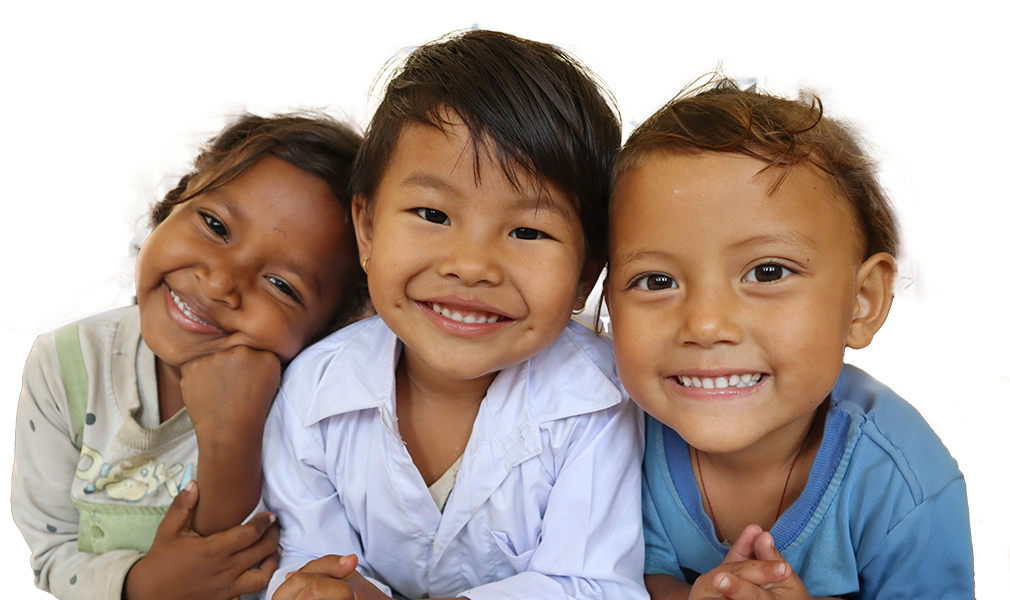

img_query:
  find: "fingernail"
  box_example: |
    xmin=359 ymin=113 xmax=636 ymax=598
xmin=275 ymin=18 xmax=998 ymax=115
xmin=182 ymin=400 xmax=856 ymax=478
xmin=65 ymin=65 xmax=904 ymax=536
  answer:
xmin=268 ymin=513 xmax=276 ymax=525
xmin=184 ymin=481 xmax=196 ymax=492
xmin=338 ymin=555 xmax=348 ymax=566
xmin=715 ymin=574 xmax=729 ymax=590
xmin=285 ymin=572 xmax=292 ymax=580
xmin=777 ymin=562 xmax=788 ymax=576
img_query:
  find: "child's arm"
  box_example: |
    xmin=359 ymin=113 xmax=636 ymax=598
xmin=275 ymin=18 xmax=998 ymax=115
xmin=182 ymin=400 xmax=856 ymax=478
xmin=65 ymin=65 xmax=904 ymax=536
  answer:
xmin=179 ymin=345 xmax=282 ymax=534
xmin=123 ymin=481 xmax=280 ymax=600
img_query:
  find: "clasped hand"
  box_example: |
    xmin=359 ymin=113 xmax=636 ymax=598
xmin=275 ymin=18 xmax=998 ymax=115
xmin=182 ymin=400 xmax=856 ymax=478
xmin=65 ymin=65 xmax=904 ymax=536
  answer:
xmin=123 ymin=481 xmax=280 ymax=600
xmin=689 ymin=524 xmax=815 ymax=600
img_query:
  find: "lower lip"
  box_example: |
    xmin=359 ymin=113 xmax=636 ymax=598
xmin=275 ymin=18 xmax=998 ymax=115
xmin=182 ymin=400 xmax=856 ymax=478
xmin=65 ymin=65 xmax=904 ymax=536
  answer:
xmin=163 ymin=284 xmax=222 ymax=335
xmin=666 ymin=376 xmax=766 ymax=400
xmin=416 ymin=301 xmax=512 ymax=338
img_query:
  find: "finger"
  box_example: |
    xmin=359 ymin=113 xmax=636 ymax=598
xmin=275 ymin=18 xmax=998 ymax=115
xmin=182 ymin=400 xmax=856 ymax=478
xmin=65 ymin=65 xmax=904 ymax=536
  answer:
xmin=723 ymin=524 xmax=764 ymax=563
xmin=713 ymin=570 xmax=766 ymax=600
xmin=227 ymin=550 xmax=280 ymax=597
xmin=212 ymin=512 xmax=278 ymax=556
xmin=274 ymin=572 xmax=356 ymax=600
xmin=296 ymin=554 xmax=361 ymax=580
xmin=153 ymin=481 xmax=198 ymax=541
xmin=753 ymin=531 xmax=781 ymax=562
xmin=232 ymin=521 xmax=281 ymax=570
xmin=724 ymin=559 xmax=791 ymax=587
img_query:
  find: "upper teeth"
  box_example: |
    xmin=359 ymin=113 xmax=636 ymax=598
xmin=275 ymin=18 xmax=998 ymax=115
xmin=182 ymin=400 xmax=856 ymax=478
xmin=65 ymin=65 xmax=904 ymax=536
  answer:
xmin=170 ymin=289 xmax=212 ymax=326
xmin=677 ymin=373 xmax=762 ymax=389
xmin=430 ymin=302 xmax=499 ymax=324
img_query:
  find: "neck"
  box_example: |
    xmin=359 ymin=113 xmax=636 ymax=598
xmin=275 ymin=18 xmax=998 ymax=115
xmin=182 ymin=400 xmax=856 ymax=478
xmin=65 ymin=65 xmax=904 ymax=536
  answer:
xmin=700 ymin=402 xmax=826 ymax=480
xmin=396 ymin=346 xmax=498 ymax=409
xmin=155 ymin=358 xmax=185 ymax=423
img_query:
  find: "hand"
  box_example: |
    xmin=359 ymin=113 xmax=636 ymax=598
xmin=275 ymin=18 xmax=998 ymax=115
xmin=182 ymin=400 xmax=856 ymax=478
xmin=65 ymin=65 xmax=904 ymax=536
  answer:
xmin=273 ymin=554 xmax=392 ymax=600
xmin=688 ymin=525 xmax=795 ymax=600
xmin=123 ymin=481 xmax=280 ymax=600
xmin=180 ymin=345 xmax=281 ymax=434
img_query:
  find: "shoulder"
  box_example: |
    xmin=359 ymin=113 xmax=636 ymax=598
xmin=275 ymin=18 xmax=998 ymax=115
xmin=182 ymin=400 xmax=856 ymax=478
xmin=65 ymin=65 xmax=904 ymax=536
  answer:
xmin=832 ymin=364 xmax=963 ymax=504
xmin=277 ymin=315 xmax=396 ymax=424
xmin=524 ymin=319 xmax=627 ymax=421
xmin=26 ymin=306 xmax=139 ymax=374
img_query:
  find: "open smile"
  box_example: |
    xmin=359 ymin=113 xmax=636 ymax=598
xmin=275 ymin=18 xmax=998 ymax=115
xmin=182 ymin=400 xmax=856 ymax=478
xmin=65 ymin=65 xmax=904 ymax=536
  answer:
xmin=675 ymin=373 xmax=765 ymax=389
xmin=164 ymin=284 xmax=224 ymax=334
xmin=418 ymin=299 xmax=513 ymax=337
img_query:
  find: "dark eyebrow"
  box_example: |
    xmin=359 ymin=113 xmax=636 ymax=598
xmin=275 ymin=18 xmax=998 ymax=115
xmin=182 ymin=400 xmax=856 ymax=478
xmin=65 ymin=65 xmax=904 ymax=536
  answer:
xmin=402 ymin=172 xmax=576 ymax=221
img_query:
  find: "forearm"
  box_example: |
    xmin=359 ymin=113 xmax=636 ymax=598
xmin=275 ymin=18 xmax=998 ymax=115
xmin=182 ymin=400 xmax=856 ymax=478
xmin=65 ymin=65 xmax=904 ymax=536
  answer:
xmin=191 ymin=423 xmax=266 ymax=534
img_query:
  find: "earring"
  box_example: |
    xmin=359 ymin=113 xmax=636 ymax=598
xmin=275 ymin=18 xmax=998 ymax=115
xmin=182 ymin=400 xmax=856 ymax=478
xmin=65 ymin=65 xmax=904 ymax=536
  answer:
xmin=361 ymin=256 xmax=369 ymax=275
xmin=572 ymin=295 xmax=587 ymax=315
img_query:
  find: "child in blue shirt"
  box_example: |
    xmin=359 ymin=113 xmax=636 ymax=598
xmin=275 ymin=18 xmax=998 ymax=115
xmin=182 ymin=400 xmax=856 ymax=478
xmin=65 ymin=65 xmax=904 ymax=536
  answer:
xmin=261 ymin=30 xmax=647 ymax=600
xmin=605 ymin=79 xmax=973 ymax=599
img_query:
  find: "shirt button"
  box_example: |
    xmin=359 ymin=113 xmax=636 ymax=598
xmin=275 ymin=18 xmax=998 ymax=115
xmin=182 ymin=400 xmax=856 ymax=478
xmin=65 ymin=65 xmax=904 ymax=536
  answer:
xmin=90 ymin=525 xmax=104 ymax=539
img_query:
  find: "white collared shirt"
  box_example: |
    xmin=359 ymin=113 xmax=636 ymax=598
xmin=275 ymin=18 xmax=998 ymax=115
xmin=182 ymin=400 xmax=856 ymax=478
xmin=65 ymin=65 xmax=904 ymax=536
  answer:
xmin=262 ymin=316 xmax=647 ymax=600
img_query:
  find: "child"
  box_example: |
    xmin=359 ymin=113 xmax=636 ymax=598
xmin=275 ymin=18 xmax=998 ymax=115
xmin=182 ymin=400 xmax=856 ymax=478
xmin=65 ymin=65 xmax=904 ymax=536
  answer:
xmin=605 ymin=79 xmax=974 ymax=599
xmin=261 ymin=30 xmax=647 ymax=600
xmin=12 ymin=112 xmax=367 ymax=600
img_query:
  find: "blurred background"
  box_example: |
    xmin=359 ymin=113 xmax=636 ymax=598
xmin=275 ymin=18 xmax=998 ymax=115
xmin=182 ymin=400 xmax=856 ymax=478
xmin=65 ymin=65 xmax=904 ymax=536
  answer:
xmin=2 ymin=1 xmax=1005 ymax=596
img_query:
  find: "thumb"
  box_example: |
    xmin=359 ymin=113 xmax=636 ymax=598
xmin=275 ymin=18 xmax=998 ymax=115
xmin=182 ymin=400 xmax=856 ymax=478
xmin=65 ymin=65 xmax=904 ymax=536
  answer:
xmin=297 ymin=553 xmax=360 ymax=580
xmin=154 ymin=480 xmax=198 ymax=540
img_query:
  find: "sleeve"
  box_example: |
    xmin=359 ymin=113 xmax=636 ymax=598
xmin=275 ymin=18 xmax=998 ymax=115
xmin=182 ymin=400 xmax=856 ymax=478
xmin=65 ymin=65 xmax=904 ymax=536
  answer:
xmin=260 ymin=391 xmax=391 ymax=599
xmin=11 ymin=335 xmax=143 ymax=600
xmin=857 ymin=476 xmax=974 ymax=600
xmin=461 ymin=399 xmax=649 ymax=600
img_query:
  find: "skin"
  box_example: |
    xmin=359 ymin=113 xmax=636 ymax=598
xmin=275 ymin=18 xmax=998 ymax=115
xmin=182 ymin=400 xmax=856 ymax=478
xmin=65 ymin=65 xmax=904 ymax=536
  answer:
xmin=128 ymin=155 xmax=355 ymax=600
xmin=278 ymin=116 xmax=600 ymax=599
xmin=606 ymin=151 xmax=895 ymax=600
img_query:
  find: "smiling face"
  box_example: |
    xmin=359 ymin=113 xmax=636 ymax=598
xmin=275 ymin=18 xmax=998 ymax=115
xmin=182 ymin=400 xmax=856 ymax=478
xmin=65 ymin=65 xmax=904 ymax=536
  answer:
xmin=136 ymin=155 xmax=353 ymax=373
xmin=354 ymin=120 xmax=593 ymax=389
xmin=607 ymin=151 xmax=887 ymax=455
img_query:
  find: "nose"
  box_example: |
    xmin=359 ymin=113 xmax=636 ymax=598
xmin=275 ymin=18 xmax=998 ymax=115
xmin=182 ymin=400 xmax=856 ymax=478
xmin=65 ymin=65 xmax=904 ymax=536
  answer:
xmin=195 ymin=262 xmax=243 ymax=309
xmin=676 ymin=283 xmax=742 ymax=348
xmin=436 ymin=230 xmax=504 ymax=287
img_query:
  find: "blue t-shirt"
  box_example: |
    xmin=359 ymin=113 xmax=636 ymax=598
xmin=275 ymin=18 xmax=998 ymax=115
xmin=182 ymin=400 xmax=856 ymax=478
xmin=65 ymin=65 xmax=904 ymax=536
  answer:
xmin=643 ymin=364 xmax=973 ymax=599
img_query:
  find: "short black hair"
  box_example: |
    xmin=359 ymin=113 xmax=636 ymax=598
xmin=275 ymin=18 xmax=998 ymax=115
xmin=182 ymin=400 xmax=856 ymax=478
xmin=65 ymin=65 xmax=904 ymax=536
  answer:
xmin=351 ymin=29 xmax=621 ymax=265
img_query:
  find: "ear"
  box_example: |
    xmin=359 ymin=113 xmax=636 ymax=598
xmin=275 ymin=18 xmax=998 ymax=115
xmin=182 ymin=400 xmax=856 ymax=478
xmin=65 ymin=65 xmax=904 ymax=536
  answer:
xmin=574 ymin=252 xmax=606 ymax=312
xmin=846 ymin=252 xmax=897 ymax=350
xmin=351 ymin=194 xmax=374 ymax=266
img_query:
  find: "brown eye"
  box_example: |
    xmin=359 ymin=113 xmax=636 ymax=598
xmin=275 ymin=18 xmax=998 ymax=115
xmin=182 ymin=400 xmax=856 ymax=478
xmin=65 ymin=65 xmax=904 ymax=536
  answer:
xmin=632 ymin=273 xmax=676 ymax=291
xmin=743 ymin=263 xmax=793 ymax=283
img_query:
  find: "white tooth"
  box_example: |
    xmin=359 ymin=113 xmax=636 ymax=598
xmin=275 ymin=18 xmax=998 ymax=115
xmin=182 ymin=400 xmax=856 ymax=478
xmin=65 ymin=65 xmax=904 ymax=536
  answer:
xmin=729 ymin=375 xmax=740 ymax=386
xmin=432 ymin=303 xmax=442 ymax=314
xmin=476 ymin=315 xmax=488 ymax=324
xmin=463 ymin=315 xmax=477 ymax=323
xmin=680 ymin=377 xmax=692 ymax=387
xmin=450 ymin=312 xmax=463 ymax=322
xmin=487 ymin=315 xmax=498 ymax=323
xmin=691 ymin=377 xmax=702 ymax=388
xmin=740 ymin=373 xmax=752 ymax=384
xmin=702 ymin=378 xmax=715 ymax=389
xmin=715 ymin=377 xmax=729 ymax=389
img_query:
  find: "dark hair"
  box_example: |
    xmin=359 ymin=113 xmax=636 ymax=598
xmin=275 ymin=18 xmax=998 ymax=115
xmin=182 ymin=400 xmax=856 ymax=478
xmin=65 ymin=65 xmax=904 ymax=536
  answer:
xmin=149 ymin=112 xmax=369 ymax=329
xmin=351 ymin=29 xmax=621 ymax=265
xmin=616 ymin=77 xmax=899 ymax=259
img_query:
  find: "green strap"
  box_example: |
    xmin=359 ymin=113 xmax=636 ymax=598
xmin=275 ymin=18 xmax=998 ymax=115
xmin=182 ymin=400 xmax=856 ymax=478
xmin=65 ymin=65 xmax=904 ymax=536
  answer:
xmin=54 ymin=326 xmax=88 ymax=441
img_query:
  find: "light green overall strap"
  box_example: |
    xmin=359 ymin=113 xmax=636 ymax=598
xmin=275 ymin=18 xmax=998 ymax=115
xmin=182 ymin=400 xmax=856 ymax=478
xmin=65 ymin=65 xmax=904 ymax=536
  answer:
xmin=54 ymin=326 xmax=88 ymax=442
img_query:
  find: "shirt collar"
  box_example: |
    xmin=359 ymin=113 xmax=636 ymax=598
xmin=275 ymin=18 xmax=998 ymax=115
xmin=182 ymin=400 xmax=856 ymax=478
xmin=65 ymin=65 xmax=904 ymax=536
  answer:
xmin=300 ymin=316 xmax=623 ymax=431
